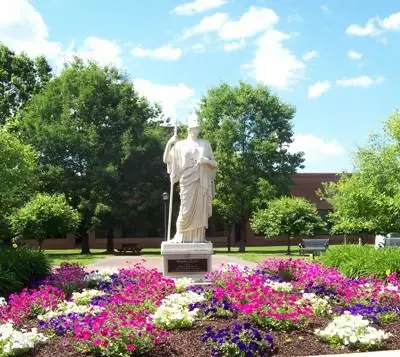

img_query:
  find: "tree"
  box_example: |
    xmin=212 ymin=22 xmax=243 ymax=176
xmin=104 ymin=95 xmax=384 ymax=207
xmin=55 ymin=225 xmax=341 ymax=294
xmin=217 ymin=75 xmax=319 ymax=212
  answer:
xmin=322 ymin=112 xmax=400 ymax=236
xmin=0 ymin=44 xmax=52 ymax=125
xmin=251 ymin=197 xmax=325 ymax=255
xmin=200 ymin=82 xmax=304 ymax=251
xmin=0 ymin=129 xmax=37 ymax=240
xmin=14 ymin=59 xmax=161 ymax=254
xmin=9 ymin=193 xmax=80 ymax=250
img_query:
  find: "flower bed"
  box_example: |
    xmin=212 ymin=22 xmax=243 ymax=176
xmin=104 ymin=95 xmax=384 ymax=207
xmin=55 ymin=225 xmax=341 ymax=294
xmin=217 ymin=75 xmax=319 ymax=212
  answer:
xmin=2 ymin=259 xmax=400 ymax=356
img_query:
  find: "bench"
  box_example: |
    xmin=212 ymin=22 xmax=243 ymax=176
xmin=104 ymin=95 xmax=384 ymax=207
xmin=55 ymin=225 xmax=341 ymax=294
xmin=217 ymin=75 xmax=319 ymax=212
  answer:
xmin=384 ymin=237 xmax=400 ymax=247
xmin=116 ymin=243 xmax=142 ymax=255
xmin=299 ymin=239 xmax=329 ymax=258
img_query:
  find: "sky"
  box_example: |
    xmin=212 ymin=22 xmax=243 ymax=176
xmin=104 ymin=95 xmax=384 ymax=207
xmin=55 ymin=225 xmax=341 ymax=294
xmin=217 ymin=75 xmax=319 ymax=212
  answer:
xmin=1 ymin=0 xmax=399 ymax=173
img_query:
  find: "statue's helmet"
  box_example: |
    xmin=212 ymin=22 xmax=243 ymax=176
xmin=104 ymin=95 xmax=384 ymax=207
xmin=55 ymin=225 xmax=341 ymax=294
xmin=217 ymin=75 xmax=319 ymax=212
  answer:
xmin=187 ymin=111 xmax=200 ymax=128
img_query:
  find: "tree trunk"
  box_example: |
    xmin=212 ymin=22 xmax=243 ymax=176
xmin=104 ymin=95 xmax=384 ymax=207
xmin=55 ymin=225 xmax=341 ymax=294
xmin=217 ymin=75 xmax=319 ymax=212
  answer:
xmin=81 ymin=231 xmax=90 ymax=254
xmin=227 ymin=225 xmax=232 ymax=253
xmin=106 ymin=226 xmax=114 ymax=254
xmin=344 ymin=234 xmax=347 ymax=245
xmin=38 ymin=239 xmax=43 ymax=252
xmin=287 ymin=235 xmax=292 ymax=255
xmin=238 ymin=220 xmax=246 ymax=253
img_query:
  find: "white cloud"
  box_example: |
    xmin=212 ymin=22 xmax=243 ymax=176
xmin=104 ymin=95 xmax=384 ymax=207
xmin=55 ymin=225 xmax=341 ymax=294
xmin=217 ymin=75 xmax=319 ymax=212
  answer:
xmin=289 ymin=134 xmax=346 ymax=163
xmin=132 ymin=45 xmax=182 ymax=61
xmin=59 ymin=37 xmax=122 ymax=68
xmin=336 ymin=75 xmax=384 ymax=88
xmin=183 ymin=6 xmax=278 ymax=40
xmin=218 ymin=6 xmax=278 ymax=40
xmin=133 ymin=79 xmax=195 ymax=121
xmin=173 ymin=0 xmax=228 ymax=15
xmin=308 ymin=81 xmax=331 ymax=98
xmin=302 ymin=50 xmax=319 ymax=61
xmin=347 ymin=50 xmax=363 ymax=60
xmin=345 ymin=18 xmax=382 ymax=37
xmin=191 ymin=43 xmax=206 ymax=53
xmin=223 ymin=40 xmax=245 ymax=52
xmin=0 ymin=0 xmax=61 ymax=58
xmin=381 ymin=12 xmax=400 ymax=31
xmin=183 ymin=12 xmax=229 ymax=38
xmin=320 ymin=5 xmax=330 ymax=13
xmin=244 ymin=30 xmax=305 ymax=90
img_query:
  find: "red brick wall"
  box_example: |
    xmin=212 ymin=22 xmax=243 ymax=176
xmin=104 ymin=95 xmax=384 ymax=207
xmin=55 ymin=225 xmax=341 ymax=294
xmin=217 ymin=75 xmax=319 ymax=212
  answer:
xmin=23 ymin=234 xmax=76 ymax=249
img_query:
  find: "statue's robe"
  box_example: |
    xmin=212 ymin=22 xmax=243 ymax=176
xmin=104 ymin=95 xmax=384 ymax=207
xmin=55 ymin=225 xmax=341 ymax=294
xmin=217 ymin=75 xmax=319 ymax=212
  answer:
xmin=164 ymin=138 xmax=216 ymax=243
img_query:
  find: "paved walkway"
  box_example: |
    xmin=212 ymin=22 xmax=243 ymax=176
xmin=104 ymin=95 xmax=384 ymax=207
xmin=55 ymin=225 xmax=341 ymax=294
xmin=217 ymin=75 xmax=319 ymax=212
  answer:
xmin=86 ymin=254 xmax=256 ymax=271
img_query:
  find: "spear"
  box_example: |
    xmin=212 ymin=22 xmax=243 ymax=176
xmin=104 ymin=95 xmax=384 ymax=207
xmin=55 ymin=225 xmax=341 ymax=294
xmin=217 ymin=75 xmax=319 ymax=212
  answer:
xmin=167 ymin=120 xmax=178 ymax=241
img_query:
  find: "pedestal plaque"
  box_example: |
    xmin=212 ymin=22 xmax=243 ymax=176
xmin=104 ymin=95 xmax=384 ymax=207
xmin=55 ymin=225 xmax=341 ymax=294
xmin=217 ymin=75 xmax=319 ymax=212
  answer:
xmin=161 ymin=242 xmax=213 ymax=280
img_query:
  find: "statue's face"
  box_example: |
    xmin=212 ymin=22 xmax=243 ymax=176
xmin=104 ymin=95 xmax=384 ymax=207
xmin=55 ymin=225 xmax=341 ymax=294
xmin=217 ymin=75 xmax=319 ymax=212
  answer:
xmin=188 ymin=127 xmax=200 ymax=139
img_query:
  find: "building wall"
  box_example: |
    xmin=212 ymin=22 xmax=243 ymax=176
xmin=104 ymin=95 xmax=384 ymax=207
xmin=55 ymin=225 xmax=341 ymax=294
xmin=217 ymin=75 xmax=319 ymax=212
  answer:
xmin=37 ymin=173 xmax=363 ymax=249
xmin=23 ymin=233 xmax=76 ymax=249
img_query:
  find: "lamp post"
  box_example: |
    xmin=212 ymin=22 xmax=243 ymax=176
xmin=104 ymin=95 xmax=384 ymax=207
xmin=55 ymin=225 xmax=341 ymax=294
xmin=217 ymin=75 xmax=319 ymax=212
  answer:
xmin=162 ymin=192 xmax=169 ymax=241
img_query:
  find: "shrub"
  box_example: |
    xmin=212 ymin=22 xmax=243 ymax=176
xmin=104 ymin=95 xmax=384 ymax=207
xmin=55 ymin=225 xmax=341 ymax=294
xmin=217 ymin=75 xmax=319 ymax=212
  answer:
xmin=0 ymin=247 xmax=50 ymax=296
xmin=9 ymin=193 xmax=80 ymax=249
xmin=320 ymin=245 xmax=400 ymax=279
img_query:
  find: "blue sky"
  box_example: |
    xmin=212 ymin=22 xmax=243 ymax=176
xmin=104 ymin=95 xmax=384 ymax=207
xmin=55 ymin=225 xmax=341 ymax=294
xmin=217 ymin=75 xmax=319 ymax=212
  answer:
xmin=1 ymin=0 xmax=399 ymax=173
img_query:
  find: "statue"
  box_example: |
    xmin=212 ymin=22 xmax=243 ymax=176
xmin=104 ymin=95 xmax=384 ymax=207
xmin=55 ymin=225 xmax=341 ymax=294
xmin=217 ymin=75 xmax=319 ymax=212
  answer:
xmin=163 ymin=112 xmax=217 ymax=243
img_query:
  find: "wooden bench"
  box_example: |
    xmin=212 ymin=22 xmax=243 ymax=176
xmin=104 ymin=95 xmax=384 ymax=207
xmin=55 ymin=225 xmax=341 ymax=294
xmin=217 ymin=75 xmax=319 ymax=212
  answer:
xmin=299 ymin=239 xmax=329 ymax=258
xmin=117 ymin=243 xmax=141 ymax=255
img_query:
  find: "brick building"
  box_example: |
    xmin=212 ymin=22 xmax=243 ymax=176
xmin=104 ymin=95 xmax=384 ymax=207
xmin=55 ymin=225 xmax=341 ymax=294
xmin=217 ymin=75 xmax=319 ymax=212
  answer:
xmin=30 ymin=172 xmax=363 ymax=249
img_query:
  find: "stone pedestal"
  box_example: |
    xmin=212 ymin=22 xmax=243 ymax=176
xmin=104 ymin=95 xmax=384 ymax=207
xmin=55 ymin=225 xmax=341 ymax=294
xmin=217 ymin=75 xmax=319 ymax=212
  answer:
xmin=161 ymin=241 xmax=213 ymax=281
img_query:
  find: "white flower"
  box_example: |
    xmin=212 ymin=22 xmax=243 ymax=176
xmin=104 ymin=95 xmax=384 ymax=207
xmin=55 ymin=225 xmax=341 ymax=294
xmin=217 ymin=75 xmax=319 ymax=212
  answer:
xmin=315 ymin=313 xmax=391 ymax=348
xmin=38 ymin=301 xmax=103 ymax=322
xmin=297 ymin=293 xmax=332 ymax=315
xmin=264 ymin=280 xmax=293 ymax=292
xmin=0 ymin=322 xmax=48 ymax=355
xmin=152 ymin=291 xmax=205 ymax=330
xmin=71 ymin=289 xmax=105 ymax=305
xmin=174 ymin=278 xmax=194 ymax=293
xmin=0 ymin=297 xmax=6 ymax=307
xmin=84 ymin=268 xmax=118 ymax=285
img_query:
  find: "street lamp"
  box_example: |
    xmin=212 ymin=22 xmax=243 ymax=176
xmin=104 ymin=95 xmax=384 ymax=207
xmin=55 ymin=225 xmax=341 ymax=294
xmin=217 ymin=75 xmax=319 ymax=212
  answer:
xmin=162 ymin=192 xmax=169 ymax=240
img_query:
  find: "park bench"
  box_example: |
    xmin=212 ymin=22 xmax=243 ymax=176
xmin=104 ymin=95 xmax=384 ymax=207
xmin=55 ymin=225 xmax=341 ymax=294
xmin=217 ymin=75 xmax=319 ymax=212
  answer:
xmin=384 ymin=237 xmax=400 ymax=247
xmin=117 ymin=243 xmax=142 ymax=255
xmin=299 ymin=239 xmax=329 ymax=258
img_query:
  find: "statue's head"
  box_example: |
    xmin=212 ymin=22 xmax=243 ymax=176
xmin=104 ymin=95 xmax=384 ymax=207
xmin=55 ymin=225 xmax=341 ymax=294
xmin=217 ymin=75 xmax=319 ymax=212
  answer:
xmin=187 ymin=111 xmax=200 ymax=139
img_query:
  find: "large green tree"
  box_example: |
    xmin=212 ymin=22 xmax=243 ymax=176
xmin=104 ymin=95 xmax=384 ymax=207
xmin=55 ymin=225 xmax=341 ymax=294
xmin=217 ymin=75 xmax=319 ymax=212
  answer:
xmin=251 ymin=196 xmax=325 ymax=255
xmin=0 ymin=130 xmax=37 ymax=240
xmin=200 ymin=82 xmax=304 ymax=251
xmin=14 ymin=59 xmax=163 ymax=253
xmin=0 ymin=44 xmax=52 ymax=125
xmin=322 ymin=112 xmax=400 ymax=236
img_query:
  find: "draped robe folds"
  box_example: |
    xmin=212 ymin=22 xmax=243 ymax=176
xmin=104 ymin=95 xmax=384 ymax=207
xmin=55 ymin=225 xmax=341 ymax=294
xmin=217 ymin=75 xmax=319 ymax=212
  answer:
xmin=164 ymin=138 xmax=216 ymax=243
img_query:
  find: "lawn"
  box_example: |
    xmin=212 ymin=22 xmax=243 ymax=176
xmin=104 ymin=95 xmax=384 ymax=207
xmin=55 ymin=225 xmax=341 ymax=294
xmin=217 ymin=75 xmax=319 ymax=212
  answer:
xmin=44 ymin=245 xmax=307 ymax=265
xmin=44 ymin=249 xmax=108 ymax=266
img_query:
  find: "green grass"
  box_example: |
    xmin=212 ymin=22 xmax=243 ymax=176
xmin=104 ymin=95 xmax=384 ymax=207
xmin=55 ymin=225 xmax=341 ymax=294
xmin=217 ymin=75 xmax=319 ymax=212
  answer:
xmin=214 ymin=245 xmax=304 ymax=262
xmin=44 ymin=249 xmax=108 ymax=266
xmin=44 ymin=245 xmax=308 ymax=266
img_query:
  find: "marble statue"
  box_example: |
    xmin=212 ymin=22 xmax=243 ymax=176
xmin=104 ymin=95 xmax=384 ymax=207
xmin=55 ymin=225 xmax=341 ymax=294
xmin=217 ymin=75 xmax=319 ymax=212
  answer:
xmin=163 ymin=112 xmax=217 ymax=243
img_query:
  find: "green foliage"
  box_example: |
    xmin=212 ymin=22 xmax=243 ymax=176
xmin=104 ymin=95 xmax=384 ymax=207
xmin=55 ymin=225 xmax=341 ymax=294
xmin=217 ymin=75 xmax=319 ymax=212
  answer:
xmin=200 ymin=82 xmax=304 ymax=249
xmin=0 ymin=247 xmax=50 ymax=296
xmin=14 ymin=59 xmax=164 ymax=252
xmin=251 ymin=197 xmax=325 ymax=254
xmin=0 ymin=43 xmax=52 ymax=125
xmin=322 ymin=112 xmax=400 ymax=235
xmin=251 ymin=197 xmax=325 ymax=238
xmin=9 ymin=193 xmax=80 ymax=247
xmin=0 ymin=130 xmax=37 ymax=240
xmin=320 ymin=245 xmax=400 ymax=279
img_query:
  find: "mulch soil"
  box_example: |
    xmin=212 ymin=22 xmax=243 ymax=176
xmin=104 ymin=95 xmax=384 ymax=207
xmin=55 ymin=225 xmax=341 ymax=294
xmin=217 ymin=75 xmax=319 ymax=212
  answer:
xmin=26 ymin=317 xmax=400 ymax=357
